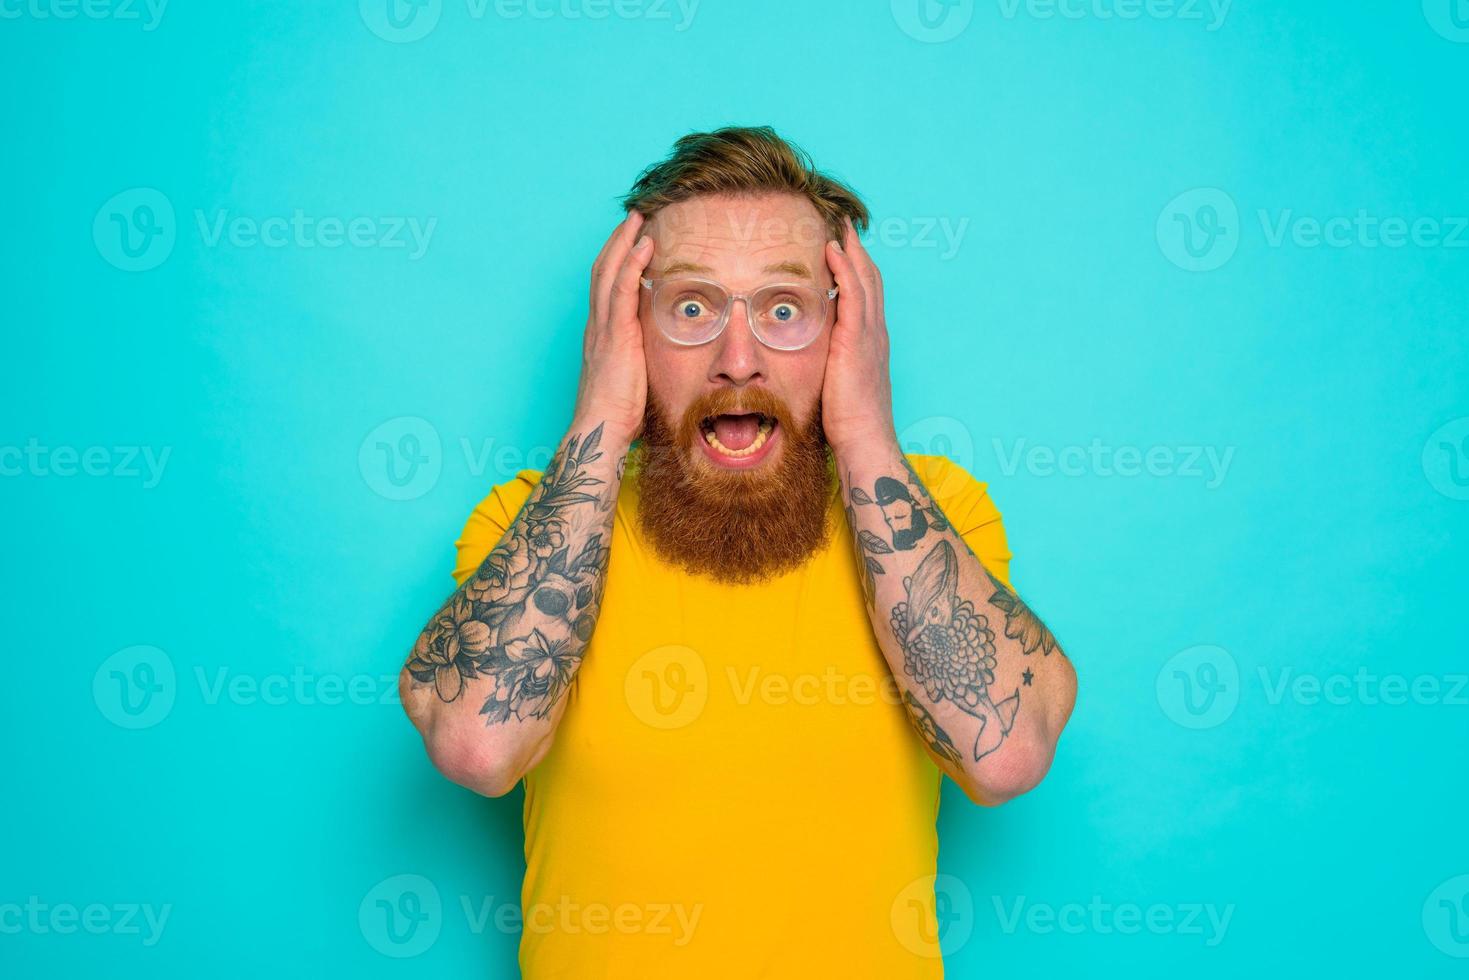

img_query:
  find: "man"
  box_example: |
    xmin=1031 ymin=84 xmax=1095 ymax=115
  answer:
xmin=400 ymin=126 xmax=1077 ymax=978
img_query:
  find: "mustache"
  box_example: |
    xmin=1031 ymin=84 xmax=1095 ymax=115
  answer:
xmin=676 ymin=388 xmax=800 ymax=446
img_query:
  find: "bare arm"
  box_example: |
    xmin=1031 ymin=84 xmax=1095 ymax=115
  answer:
xmin=400 ymin=210 xmax=653 ymax=795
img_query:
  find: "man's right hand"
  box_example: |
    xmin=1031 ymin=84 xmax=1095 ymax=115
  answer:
xmin=573 ymin=210 xmax=654 ymax=444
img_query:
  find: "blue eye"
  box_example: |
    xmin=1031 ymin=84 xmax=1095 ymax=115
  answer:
xmin=679 ymin=301 xmax=704 ymax=318
xmin=771 ymin=303 xmax=796 ymax=321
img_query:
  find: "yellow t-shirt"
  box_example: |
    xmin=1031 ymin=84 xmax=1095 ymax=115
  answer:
xmin=452 ymin=452 xmax=1012 ymax=979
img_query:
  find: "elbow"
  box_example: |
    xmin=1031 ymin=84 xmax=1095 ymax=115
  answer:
xmin=958 ymin=738 xmax=1057 ymax=807
xmin=400 ymin=672 xmax=527 ymax=798
xmin=424 ymin=728 xmax=525 ymax=798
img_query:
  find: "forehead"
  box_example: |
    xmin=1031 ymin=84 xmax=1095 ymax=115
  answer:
xmin=646 ymin=193 xmax=829 ymax=279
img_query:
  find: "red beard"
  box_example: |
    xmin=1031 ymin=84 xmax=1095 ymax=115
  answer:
xmin=632 ymin=387 xmax=836 ymax=584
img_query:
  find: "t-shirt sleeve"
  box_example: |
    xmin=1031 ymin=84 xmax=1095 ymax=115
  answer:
xmin=450 ymin=469 xmax=543 ymax=586
xmin=904 ymin=453 xmax=1014 ymax=591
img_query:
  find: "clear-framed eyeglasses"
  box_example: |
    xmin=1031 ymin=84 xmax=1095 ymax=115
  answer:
xmin=639 ymin=276 xmax=838 ymax=352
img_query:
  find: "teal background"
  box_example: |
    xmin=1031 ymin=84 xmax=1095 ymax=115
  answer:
xmin=3 ymin=1 xmax=1467 ymax=976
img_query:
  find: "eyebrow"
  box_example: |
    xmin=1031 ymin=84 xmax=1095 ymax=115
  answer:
xmin=655 ymin=259 xmax=814 ymax=281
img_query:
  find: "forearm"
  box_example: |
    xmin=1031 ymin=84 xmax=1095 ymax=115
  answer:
xmin=399 ymin=417 xmax=627 ymax=796
xmin=837 ymin=434 xmax=1077 ymax=805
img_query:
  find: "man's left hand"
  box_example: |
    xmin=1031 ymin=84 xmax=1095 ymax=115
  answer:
xmin=822 ymin=216 xmax=898 ymax=457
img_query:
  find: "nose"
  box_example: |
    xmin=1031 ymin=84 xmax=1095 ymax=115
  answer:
xmin=707 ymin=297 xmax=766 ymax=387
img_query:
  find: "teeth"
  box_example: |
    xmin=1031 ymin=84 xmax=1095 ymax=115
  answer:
xmin=704 ymin=418 xmax=775 ymax=458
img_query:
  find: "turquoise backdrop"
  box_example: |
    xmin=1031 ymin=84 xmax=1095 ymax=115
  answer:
xmin=3 ymin=1 xmax=1467 ymax=976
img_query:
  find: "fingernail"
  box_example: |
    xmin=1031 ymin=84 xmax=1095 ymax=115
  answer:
xmin=636 ymin=235 xmax=651 ymax=249
xmin=830 ymin=239 xmax=842 ymax=253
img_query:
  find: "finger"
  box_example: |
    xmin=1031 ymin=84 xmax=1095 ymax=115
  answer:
xmin=591 ymin=210 xmax=645 ymax=317
xmin=607 ymin=233 xmax=655 ymax=338
xmin=842 ymin=215 xmax=884 ymax=314
xmin=825 ymin=237 xmax=867 ymax=339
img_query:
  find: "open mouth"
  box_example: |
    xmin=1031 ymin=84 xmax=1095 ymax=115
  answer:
xmin=699 ymin=411 xmax=777 ymax=460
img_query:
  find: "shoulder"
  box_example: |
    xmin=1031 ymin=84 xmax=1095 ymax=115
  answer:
xmin=902 ymin=452 xmax=1014 ymax=589
xmin=451 ymin=469 xmax=544 ymax=584
xmin=901 ymin=453 xmax=998 ymax=524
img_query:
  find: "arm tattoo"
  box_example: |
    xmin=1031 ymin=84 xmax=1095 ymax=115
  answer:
xmin=890 ymin=540 xmax=1020 ymax=761
xmin=406 ymin=423 xmax=613 ymax=723
xmin=848 ymin=460 xmax=1061 ymax=763
xmin=901 ymin=691 xmax=963 ymax=766
xmin=983 ymin=566 xmax=1061 ymax=658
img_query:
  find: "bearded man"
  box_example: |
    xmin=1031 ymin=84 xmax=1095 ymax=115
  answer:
xmin=400 ymin=126 xmax=1078 ymax=979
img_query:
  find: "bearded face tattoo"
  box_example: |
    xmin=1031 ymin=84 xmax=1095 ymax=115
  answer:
xmin=875 ymin=476 xmax=928 ymax=551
